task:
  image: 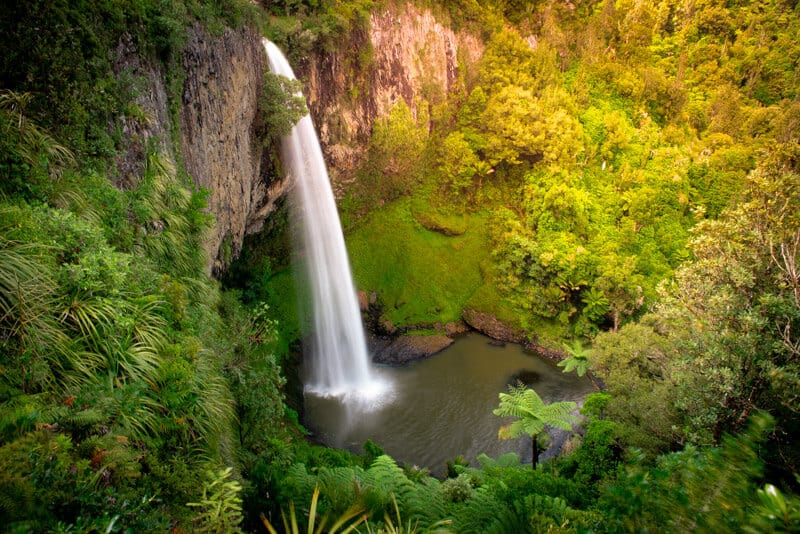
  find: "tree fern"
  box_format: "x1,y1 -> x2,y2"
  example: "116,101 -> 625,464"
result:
280,463 -> 318,507
558,340 -> 591,377
494,385 -> 578,467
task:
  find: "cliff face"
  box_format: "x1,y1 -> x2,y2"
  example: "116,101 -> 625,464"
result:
181,25 -> 288,275
112,5 -> 480,271
114,24 -> 287,275
303,3 -> 484,194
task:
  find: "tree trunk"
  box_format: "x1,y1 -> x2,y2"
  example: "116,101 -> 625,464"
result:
531,434 -> 539,469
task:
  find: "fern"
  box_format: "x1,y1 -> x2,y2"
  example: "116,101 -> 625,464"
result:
62,407 -> 106,429
363,455 -> 414,516
404,477 -> 449,529
476,452 -> 522,470
187,467 -> 243,533
452,486 -> 513,533
317,466 -> 365,513
0,395 -> 46,443
280,463 -> 318,508
0,472 -> 34,524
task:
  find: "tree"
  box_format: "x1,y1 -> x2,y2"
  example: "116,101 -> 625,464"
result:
596,254 -> 645,333
259,72 -> 307,145
365,99 -> 427,200
437,130 -> 481,195
493,384 -> 578,468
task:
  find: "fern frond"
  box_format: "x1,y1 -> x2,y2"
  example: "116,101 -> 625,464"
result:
403,477 -> 448,529
363,455 -> 414,516
317,466 -> 364,513
452,486 -> 511,533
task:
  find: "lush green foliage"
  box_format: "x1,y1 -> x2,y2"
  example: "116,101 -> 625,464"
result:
0,1 -> 290,525
2,0 -> 800,531
591,148 -> 800,474
0,0 -> 260,165
345,0 -> 800,346
259,73 -> 309,145
346,197 -> 494,328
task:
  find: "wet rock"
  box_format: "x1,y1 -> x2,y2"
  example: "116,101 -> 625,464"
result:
358,290 -> 369,311
461,309 -> 527,344
445,321 -> 469,337
181,24 -> 288,275
381,318 -> 398,335
373,334 -> 453,365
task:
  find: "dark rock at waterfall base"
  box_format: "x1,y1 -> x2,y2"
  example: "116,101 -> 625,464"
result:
488,339 -> 506,347
372,334 -> 454,365
367,334 -> 393,357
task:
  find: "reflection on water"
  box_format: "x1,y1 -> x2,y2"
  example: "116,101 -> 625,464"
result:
303,333 -> 595,475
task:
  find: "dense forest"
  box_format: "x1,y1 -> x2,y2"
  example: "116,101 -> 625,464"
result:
1,0 -> 799,532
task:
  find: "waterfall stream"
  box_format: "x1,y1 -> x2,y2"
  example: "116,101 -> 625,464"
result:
263,41 -> 386,400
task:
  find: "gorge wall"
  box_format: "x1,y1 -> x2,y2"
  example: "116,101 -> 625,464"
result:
302,3 -> 484,194
113,5 -> 483,271
181,25 -> 291,276
114,24 -> 287,275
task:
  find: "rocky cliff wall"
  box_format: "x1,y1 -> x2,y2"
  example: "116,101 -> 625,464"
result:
112,5 -> 482,272
181,24 -> 288,275
303,2 -> 484,194
114,24 -> 287,275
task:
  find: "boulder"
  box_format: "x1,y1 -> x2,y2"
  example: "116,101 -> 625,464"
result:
373,334 -> 453,365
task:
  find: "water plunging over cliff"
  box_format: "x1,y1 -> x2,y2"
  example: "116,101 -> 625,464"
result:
263,40 -> 384,400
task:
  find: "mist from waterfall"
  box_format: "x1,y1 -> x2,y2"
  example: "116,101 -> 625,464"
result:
263,40 -> 386,400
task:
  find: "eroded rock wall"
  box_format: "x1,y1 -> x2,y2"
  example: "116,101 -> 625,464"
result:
112,4 -> 483,272
303,2 -> 484,194
181,24 -> 287,275
113,24 -> 288,276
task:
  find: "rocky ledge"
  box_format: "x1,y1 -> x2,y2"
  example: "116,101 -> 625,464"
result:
371,333 -> 454,365
461,308 -> 567,363
461,309 -> 528,345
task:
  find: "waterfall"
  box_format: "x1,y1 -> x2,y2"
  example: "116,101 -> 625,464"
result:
263,40 -> 384,399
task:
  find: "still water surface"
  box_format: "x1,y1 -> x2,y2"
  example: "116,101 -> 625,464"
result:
303,333 -> 595,475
